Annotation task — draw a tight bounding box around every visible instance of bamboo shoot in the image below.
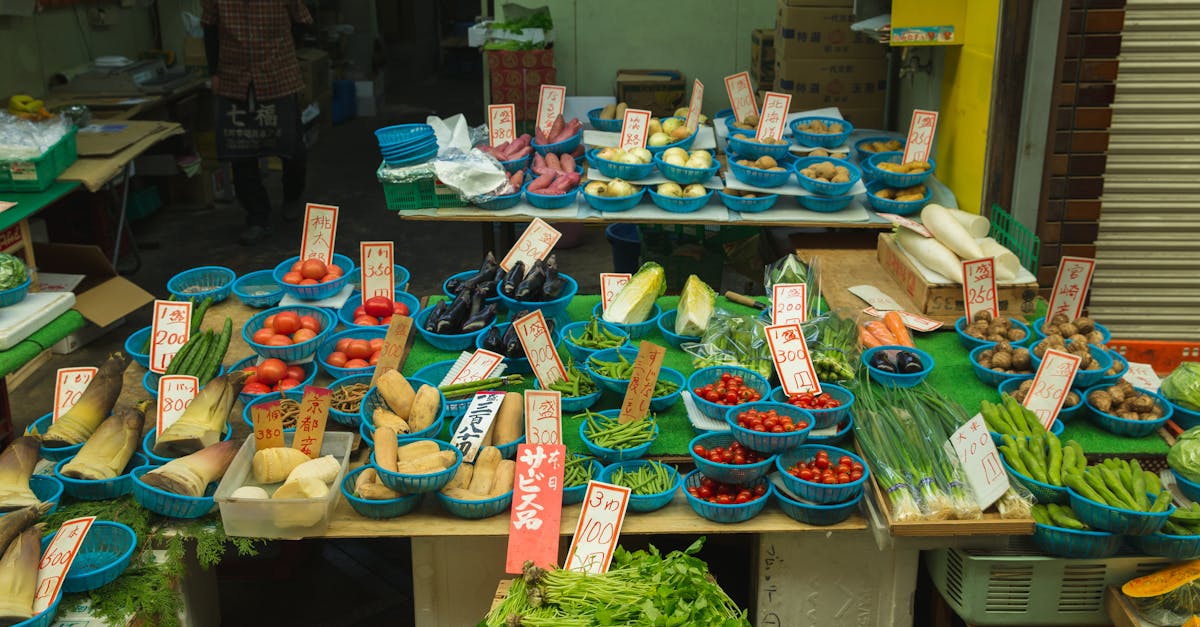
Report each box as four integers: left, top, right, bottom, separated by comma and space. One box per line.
43, 353, 128, 447
153, 372, 243, 458
0, 437, 41, 512
0, 524, 42, 626
61, 401, 146, 481
142, 440, 239, 497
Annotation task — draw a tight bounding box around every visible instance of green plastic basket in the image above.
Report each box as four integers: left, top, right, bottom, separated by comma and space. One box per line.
987, 205, 1040, 274
379, 172, 466, 211
0, 127, 78, 192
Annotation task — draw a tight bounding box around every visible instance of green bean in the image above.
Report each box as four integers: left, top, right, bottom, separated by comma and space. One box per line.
568, 317, 626, 349
564, 454, 598, 488
608, 461, 675, 495
589, 353, 634, 379
577, 411, 657, 450
652, 379, 678, 397
548, 361, 597, 397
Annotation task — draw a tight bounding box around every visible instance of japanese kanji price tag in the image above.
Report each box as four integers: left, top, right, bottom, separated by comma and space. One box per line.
1023, 349, 1082, 429
772, 283, 807, 327
962, 258, 999, 321
947, 415, 1010, 509
600, 273, 631, 312
685, 79, 704, 131
252, 400, 285, 449
293, 386, 330, 458
755, 92, 792, 141
1047, 256, 1096, 322
450, 391, 507, 462
1125, 362, 1162, 392
500, 218, 561, 272
524, 390, 562, 445
53, 367, 96, 422
862, 308, 944, 332
535, 85, 567, 138
300, 203, 339, 265
875, 213, 932, 237
514, 310, 568, 388
370, 314, 415, 386
149, 299, 192, 374
848, 285, 903, 312
446, 349, 505, 385
488, 104, 516, 147
618, 108, 652, 151
156, 375, 198, 436
359, 241, 394, 302
903, 109, 939, 164
724, 72, 758, 126
618, 342, 667, 424
765, 323, 822, 396
33, 516, 96, 614
565, 481, 630, 575
505, 444, 566, 574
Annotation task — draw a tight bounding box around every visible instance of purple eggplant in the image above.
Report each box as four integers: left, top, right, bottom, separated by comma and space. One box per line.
423, 301, 448, 332
481, 326, 504, 352
462, 303, 498, 334
501, 261, 525, 298
515, 259, 546, 301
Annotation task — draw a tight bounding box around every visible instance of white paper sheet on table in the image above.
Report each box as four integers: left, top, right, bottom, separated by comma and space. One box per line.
584, 126, 716, 150
578, 199, 733, 222
280, 284, 354, 309
723, 170, 867, 197
731, 197, 872, 223
586, 169, 724, 189
436, 200, 584, 220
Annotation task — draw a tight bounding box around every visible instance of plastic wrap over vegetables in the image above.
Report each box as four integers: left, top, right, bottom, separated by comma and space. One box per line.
806, 308, 862, 384
0, 113, 72, 161
433, 148, 510, 202
764, 253, 822, 320
1163, 363, 1200, 412
682, 310, 773, 382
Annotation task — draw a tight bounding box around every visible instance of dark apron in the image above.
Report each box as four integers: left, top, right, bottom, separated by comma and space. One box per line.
215, 86, 303, 160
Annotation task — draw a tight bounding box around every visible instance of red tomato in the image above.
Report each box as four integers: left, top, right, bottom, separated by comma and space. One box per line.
272, 312, 301, 335
353, 306, 367, 318
292, 328, 317, 344
335, 338, 353, 353
285, 366, 306, 381
290, 260, 304, 272
344, 358, 369, 369
363, 296, 393, 318
299, 315, 321, 332
368, 338, 384, 351
327, 351, 348, 367
326, 265, 344, 277
393, 302, 410, 315
264, 314, 276, 327
301, 259, 328, 280
299, 278, 319, 285
380, 316, 392, 324
251, 328, 277, 344
345, 339, 372, 360
267, 335, 292, 346
319, 274, 338, 283
257, 359, 287, 385
368, 352, 380, 365
282, 271, 303, 285
277, 377, 302, 391
242, 382, 272, 395
353, 316, 378, 326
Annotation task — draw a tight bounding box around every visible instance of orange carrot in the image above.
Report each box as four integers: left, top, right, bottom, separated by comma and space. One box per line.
882, 311, 914, 347
859, 328, 884, 349
864, 321, 898, 346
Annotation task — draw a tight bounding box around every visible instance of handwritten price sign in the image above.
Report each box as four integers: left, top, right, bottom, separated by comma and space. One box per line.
524, 390, 562, 445
876, 213, 932, 237
148, 299, 192, 374
903, 109, 939, 164
300, 203, 339, 265
505, 444, 566, 574
33, 516, 95, 614
514, 310, 568, 388
686, 79, 704, 131
489, 104, 516, 147
360, 241, 394, 302
156, 375, 198, 436
53, 367, 96, 421
293, 386, 331, 458
565, 481, 630, 575
618, 342, 666, 424
600, 273, 631, 312
765, 323, 821, 397
252, 400, 285, 449
535, 85, 567, 138
962, 258, 999, 321
500, 218, 561, 272
450, 392, 506, 462
724, 72, 758, 127
1023, 349, 1082, 429
447, 349, 504, 386
1047, 256, 1096, 322
772, 283, 807, 327
948, 415, 1009, 509
618, 108, 652, 151
756, 92, 792, 141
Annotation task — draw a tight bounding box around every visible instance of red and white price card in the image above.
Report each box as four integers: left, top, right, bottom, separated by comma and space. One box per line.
148, 299, 192, 374
252, 400, 285, 449
618, 108, 652, 150
947, 415, 1010, 509
488, 104, 516, 147
1125, 362, 1162, 393
514, 309, 568, 388
156, 375, 198, 436
862, 308, 944, 332
618, 342, 667, 424
765, 323, 822, 396
875, 213, 932, 237
52, 367, 97, 421
685, 79, 704, 131
505, 444, 566, 574
1047, 256, 1096, 322
600, 272, 631, 312
772, 283, 808, 327
756, 92, 792, 141
500, 218, 561, 272
33, 516, 96, 613
524, 390, 562, 445
536, 85, 567, 138
450, 391, 507, 462
300, 203, 339, 265
1024, 349, 1082, 429
724, 72, 758, 125
447, 349, 505, 385
293, 386, 331, 458
565, 481, 631, 574
962, 258, 999, 321
359, 241, 394, 302
902, 109, 939, 164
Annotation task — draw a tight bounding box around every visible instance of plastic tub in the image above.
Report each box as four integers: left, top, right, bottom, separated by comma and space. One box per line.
271, 254, 355, 301
687, 366, 772, 421
724, 402, 814, 454
167, 266, 236, 303
338, 290, 421, 330
599, 460, 681, 513
727, 159, 792, 188
241, 388, 305, 432
683, 470, 772, 523
586, 107, 623, 132
587, 149, 655, 180
792, 156, 861, 196
317, 327, 388, 378
717, 190, 778, 213
53, 453, 149, 501
496, 272, 578, 319
372, 440, 462, 494
531, 131, 582, 156
653, 151, 720, 185
1083, 384, 1173, 438
1032, 523, 1122, 559
41, 521, 136, 593
559, 320, 629, 363
775, 445, 869, 505
655, 309, 700, 349
1174, 469, 1200, 502
375, 123, 434, 147
954, 316, 1032, 351
775, 486, 863, 526
0, 276, 31, 307
562, 455, 605, 505
865, 151, 936, 188
476, 188, 523, 211
727, 135, 792, 160
241, 305, 336, 362
230, 356, 318, 406
723, 116, 755, 138
589, 302, 659, 341
231, 270, 285, 308
579, 410, 657, 464
142, 428, 232, 466
524, 184, 580, 210
864, 180, 931, 217
798, 193, 852, 213
789, 117, 853, 149
854, 136, 906, 162
1030, 342, 1114, 390
124, 325, 152, 368
688, 432, 775, 484
1000, 453, 1068, 504
585, 347, 640, 395
605, 223, 641, 274
647, 187, 713, 213
499, 153, 532, 173
768, 384, 854, 430
414, 306, 496, 352
1171, 400, 1200, 431
1132, 532, 1200, 560
437, 489, 513, 519
1067, 487, 1172, 535
339, 466, 423, 519
582, 188, 645, 213
25, 413, 82, 462
968, 345, 1036, 388
326, 373, 374, 427
862, 345, 935, 388
130, 465, 217, 518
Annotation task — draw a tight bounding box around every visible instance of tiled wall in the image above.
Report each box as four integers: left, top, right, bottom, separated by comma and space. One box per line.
1037, 0, 1125, 295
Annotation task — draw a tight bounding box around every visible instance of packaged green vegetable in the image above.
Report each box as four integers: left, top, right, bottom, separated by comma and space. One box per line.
764, 253, 822, 320
1163, 363, 1200, 412
682, 310, 773, 381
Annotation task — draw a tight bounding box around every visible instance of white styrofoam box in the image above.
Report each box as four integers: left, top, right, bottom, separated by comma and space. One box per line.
0, 291, 75, 350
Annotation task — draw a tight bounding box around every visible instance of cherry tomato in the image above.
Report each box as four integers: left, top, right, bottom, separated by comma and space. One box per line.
242, 382, 271, 395
363, 296, 394, 319
251, 328, 276, 344
257, 358, 287, 385
326, 351, 348, 368
299, 315, 321, 333
285, 366, 305, 381
301, 259, 328, 280
272, 312, 301, 335
277, 377, 302, 391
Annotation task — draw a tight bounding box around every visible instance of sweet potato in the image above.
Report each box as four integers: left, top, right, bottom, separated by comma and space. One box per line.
545, 152, 561, 171
548, 114, 564, 141
527, 172, 557, 193
509, 170, 525, 188
559, 153, 575, 172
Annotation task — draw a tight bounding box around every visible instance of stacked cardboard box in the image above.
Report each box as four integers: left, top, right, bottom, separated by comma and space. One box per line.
773, 0, 887, 128
751, 29, 775, 92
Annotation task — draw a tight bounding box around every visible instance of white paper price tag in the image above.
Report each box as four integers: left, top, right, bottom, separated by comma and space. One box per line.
156, 375, 198, 436
771, 283, 807, 327
524, 390, 562, 445
875, 213, 932, 237
33, 516, 96, 613
359, 241, 394, 302
450, 391, 507, 462
723, 72, 757, 126
948, 415, 1009, 509
1047, 256, 1096, 322
535, 85, 567, 137
300, 203, 339, 265
600, 273, 631, 312
1023, 349, 1082, 429
488, 104, 517, 146
513, 310, 567, 388
447, 349, 505, 385
756, 92, 792, 141
685, 79, 704, 131
764, 323, 821, 396
500, 218, 561, 272
862, 308, 944, 332
903, 109, 938, 164
618, 108, 652, 150
52, 367, 96, 422
1125, 362, 1162, 393
962, 257, 999, 321
565, 481, 631, 575
148, 299, 192, 374
848, 285, 903, 312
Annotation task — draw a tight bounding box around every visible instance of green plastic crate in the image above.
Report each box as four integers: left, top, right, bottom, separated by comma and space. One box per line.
0, 127, 78, 193
988, 205, 1040, 274
380, 175, 466, 211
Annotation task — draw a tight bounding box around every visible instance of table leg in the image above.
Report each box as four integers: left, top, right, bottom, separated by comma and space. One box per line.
109, 163, 142, 274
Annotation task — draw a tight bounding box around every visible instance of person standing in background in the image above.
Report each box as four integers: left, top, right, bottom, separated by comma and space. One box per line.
203, 0, 312, 246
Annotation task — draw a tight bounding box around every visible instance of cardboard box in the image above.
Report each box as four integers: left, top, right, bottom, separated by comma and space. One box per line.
183, 36, 207, 69
773, 56, 888, 109
615, 69, 686, 118
876, 234, 1039, 322
751, 29, 775, 80
486, 49, 556, 122
297, 48, 331, 107
750, 69, 773, 94
35, 243, 154, 353
775, 2, 882, 59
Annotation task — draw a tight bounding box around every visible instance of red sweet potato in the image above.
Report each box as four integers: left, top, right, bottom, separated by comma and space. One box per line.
559, 153, 575, 172
548, 115, 564, 142
509, 170, 525, 187
527, 172, 557, 193
545, 153, 561, 171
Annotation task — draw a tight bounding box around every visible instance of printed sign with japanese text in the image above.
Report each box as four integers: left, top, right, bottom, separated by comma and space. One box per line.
618, 108, 652, 151
948, 415, 1010, 509
34, 517, 96, 613
149, 299, 192, 374
724, 72, 758, 126
1024, 349, 1082, 429
505, 444, 566, 574
756, 92, 792, 141
536, 85, 567, 137
618, 342, 667, 424
600, 273, 631, 312
772, 283, 808, 327
156, 375, 198, 436
359, 241, 394, 302
1047, 257, 1096, 322
514, 310, 568, 388
765, 323, 822, 396
903, 109, 939, 164
524, 390, 562, 445
488, 104, 517, 146
686, 79, 704, 131
962, 258, 999, 321
252, 400, 285, 449
53, 367, 97, 422
450, 392, 506, 462
565, 481, 631, 575
300, 203, 339, 265
500, 218, 561, 272
293, 386, 331, 458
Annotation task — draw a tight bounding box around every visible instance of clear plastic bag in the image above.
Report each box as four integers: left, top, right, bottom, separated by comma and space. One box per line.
764, 253, 822, 320
681, 309, 774, 383
806, 308, 864, 384
0, 112, 72, 161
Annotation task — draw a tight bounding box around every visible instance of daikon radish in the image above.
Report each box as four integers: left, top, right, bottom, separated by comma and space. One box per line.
895, 228, 963, 282
921, 204, 985, 260
977, 237, 1020, 281
948, 208, 990, 238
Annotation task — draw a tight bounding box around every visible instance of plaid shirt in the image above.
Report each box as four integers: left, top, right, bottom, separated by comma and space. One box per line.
202, 0, 313, 101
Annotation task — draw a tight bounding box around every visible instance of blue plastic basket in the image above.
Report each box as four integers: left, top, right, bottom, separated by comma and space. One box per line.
599, 460, 680, 513
442, 271, 503, 304
533, 378, 602, 413
646, 128, 696, 156
1084, 384, 1173, 438
655, 310, 700, 349
271, 254, 355, 301
562, 455, 604, 505
687, 366, 773, 421
167, 266, 236, 303
793, 156, 862, 196
585, 347, 639, 394
1000, 453, 1068, 504
1067, 487, 1173, 535
26, 414, 82, 462
653, 152, 720, 185
0, 276, 31, 307
723, 116, 755, 138
347, 264, 412, 294
688, 432, 775, 484
414, 306, 496, 351
968, 345, 1035, 388
955, 316, 1032, 351
522, 181, 580, 209
789, 117, 853, 149
476, 188, 523, 211
532, 131, 582, 156
143, 364, 226, 399
496, 273, 578, 319
1099, 350, 1129, 386
801, 193, 854, 213
990, 419, 1063, 447
317, 327, 388, 378
436, 488, 513, 519
325, 373, 374, 427
683, 470, 771, 523
854, 136, 906, 162
241, 388, 305, 432
411, 360, 473, 420
1174, 469, 1200, 502
40, 521, 136, 593
124, 326, 152, 368
340, 466, 423, 519
589, 303, 660, 341
499, 153, 533, 173
1032, 523, 1122, 559
724, 402, 814, 454
768, 384, 854, 430
647, 187, 713, 213
230, 356, 317, 405
727, 135, 792, 160
1030, 342, 1114, 389
559, 320, 629, 363
582, 188, 645, 213
231, 270, 285, 308
448, 416, 524, 460
808, 414, 854, 446
865, 151, 936, 188
53, 453, 148, 501
1132, 531, 1200, 560
579, 411, 657, 464
476, 322, 559, 376
0, 474, 64, 517
649, 368, 684, 412
862, 345, 935, 388
727, 158, 792, 188
358, 380, 446, 442
997, 377, 1084, 423
380, 137, 436, 158
1171, 401, 1200, 430
718, 190, 779, 213
775, 445, 868, 505
375, 123, 434, 147
587, 149, 655, 180
372, 440, 462, 494
775, 485, 862, 526
130, 465, 217, 518
864, 180, 931, 217
241, 305, 336, 362
586, 107, 623, 132
338, 291, 421, 330
141, 428, 232, 466
11, 594, 59, 627
1031, 317, 1113, 344
383, 145, 438, 167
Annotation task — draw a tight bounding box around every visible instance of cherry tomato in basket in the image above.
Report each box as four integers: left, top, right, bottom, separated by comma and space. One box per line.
242, 382, 271, 395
